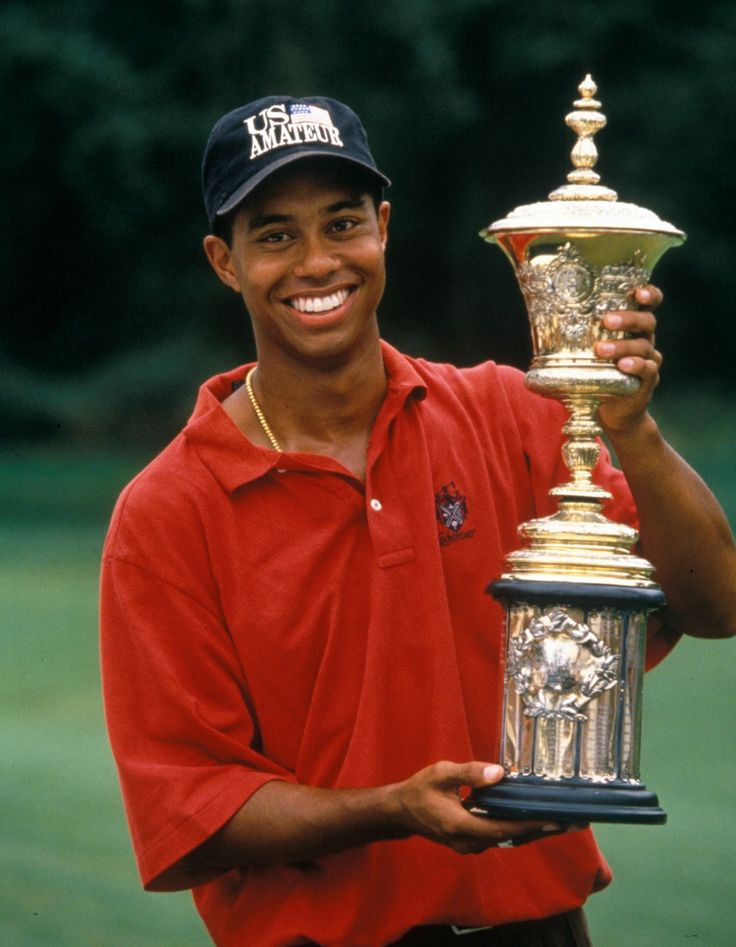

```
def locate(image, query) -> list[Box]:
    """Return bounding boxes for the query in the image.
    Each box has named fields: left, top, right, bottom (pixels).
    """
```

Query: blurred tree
left=2, top=0, right=734, bottom=442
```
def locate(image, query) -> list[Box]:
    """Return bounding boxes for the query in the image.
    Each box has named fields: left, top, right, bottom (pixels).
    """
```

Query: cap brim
left=216, top=150, right=391, bottom=219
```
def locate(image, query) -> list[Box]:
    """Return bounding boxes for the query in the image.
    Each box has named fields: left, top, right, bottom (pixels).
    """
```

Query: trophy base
left=464, top=778, right=666, bottom=825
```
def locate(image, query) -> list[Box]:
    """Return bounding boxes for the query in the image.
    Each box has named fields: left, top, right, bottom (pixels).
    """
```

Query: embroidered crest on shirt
left=435, top=482, right=475, bottom=547
left=435, top=482, right=467, bottom=531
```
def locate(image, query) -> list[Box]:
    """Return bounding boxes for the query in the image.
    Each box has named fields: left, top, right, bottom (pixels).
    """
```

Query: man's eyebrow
left=246, top=196, right=368, bottom=232
left=247, top=212, right=291, bottom=233
left=324, top=197, right=368, bottom=214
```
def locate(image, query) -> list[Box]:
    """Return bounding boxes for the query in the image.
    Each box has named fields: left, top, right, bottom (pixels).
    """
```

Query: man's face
left=205, top=161, right=390, bottom=370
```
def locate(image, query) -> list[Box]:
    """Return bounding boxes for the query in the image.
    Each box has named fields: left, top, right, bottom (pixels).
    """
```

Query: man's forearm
left=142, top=779, right=405, bottom=891
left=607, top=412, right=736, bottom=639
left=195, top=779, right=407, bottom=870
left=180, top=762, right=568, bottom=884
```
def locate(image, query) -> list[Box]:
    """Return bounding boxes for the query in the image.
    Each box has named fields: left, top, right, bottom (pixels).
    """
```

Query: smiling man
left=100, top=96, right=736, bottom=947
left=203, top=157, right=391, bottom=481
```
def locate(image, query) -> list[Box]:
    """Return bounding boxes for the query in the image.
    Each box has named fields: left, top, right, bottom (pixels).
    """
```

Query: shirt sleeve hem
left=139, top=772, right=295, bottom=891
left=644, top=617, right=682, bottom=671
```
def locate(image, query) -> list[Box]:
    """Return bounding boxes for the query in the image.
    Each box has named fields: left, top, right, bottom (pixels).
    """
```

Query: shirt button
left=370, top=498, right=382, bottom=511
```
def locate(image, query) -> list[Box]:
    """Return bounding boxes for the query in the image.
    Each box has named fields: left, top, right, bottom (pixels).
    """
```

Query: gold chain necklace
left=245, top=366, right=282, bottom=452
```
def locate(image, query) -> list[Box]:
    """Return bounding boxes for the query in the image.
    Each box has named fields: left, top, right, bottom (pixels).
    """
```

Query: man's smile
left=287, top=288, right=351, bottom=314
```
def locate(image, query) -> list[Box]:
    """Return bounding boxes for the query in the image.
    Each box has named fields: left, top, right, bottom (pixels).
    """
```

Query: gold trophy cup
left=466, top=76, right=684, bottom=823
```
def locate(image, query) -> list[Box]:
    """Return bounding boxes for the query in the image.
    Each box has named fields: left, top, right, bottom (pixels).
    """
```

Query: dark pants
left=390, top=908, right=593, bottom=946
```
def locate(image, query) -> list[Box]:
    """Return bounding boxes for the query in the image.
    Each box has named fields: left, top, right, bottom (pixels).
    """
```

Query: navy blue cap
left=202, top=95, right=390, bottom=229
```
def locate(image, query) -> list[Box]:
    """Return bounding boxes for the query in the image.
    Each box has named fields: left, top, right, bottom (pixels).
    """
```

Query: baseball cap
left=202, top=95, right=391, bottom=229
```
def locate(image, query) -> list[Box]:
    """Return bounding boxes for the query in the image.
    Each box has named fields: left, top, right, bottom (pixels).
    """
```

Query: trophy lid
left=483, top=75, right=684, bottom=239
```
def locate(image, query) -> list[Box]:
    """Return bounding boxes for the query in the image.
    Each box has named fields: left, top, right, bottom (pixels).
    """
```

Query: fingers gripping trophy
left=466, top=76, right=685, bottom=824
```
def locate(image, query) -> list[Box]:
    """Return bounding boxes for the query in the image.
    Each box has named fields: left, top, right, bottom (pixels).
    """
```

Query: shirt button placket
left=366, top=458, right=415, bottom=567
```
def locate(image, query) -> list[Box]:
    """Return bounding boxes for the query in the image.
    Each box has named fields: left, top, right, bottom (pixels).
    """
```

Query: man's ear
left=378, top=200, right=391, bottom=250
left=203, top=235, right=242, bottom=293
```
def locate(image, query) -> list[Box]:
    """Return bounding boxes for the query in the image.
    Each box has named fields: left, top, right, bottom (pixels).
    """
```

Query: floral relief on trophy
left=507, top=607, right=619, bottom=722
left=517, top=243, right=650, bottom=357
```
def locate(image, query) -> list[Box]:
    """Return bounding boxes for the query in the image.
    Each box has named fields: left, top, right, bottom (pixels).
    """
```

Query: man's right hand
left=391, top=760, right=567, bottom=855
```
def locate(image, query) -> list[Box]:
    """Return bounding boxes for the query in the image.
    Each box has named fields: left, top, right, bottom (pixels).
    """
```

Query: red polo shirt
left=101, top=342, right=675, bottom=946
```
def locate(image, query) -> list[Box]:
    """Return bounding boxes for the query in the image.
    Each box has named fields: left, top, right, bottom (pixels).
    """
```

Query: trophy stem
left=501, top=389, right=659, bottom=587
left=553, top=395, right=609, bottom=504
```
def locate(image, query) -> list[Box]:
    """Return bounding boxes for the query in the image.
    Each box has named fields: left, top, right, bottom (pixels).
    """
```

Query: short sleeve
left=101, top=523, right=296, bottom=890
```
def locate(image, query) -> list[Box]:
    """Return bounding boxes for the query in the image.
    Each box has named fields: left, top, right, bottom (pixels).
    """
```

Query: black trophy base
left=464, top=778, right=666, bottom=825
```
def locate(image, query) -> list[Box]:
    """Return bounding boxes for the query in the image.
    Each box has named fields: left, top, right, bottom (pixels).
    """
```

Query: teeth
left=290, top=289, right=349, bottom=313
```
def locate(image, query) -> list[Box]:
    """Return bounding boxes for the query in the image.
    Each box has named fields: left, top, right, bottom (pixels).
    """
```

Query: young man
left=101, top=96, right=736, bottom=946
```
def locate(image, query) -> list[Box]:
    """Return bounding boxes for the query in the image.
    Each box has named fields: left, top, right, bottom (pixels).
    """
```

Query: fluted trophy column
left=465, top=76, right=685, bottom=823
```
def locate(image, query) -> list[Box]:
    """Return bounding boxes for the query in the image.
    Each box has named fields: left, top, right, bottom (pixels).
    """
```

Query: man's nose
left=292, top=234, right=339, bottom=280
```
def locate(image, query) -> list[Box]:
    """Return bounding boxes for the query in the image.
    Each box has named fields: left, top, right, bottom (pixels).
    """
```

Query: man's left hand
left=595, top=284, right=663, bottom=436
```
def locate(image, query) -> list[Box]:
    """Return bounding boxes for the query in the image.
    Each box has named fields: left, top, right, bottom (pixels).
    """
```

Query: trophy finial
left=549, top=74, right=618, bottom=202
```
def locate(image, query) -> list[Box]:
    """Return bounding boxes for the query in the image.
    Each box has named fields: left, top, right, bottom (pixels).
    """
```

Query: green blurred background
left=2, top=1, right=734, bottom=944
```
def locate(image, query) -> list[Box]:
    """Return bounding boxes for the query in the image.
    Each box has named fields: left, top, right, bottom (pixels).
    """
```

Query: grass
left=585, top=634, right=736, bottom=946
left=0, top=449, right=211, bottom=947
left=584, top=389, right=736, bottom=945
left=1, top=391, right=734, bottom=946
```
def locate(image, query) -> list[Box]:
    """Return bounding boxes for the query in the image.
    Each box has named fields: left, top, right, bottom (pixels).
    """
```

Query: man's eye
left=260, top=231, right=290, bottom=244
left=330, top=218, right=358, bottom=233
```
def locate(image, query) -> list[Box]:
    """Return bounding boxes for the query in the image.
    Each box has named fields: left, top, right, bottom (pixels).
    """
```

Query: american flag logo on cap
left=289, top=103, right=334, bottom=127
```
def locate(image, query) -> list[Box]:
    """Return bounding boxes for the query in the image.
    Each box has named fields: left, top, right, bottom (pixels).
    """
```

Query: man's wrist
left=355, top=780, right=414, bottom=841
left=601, top=410, right=659, bottom=447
